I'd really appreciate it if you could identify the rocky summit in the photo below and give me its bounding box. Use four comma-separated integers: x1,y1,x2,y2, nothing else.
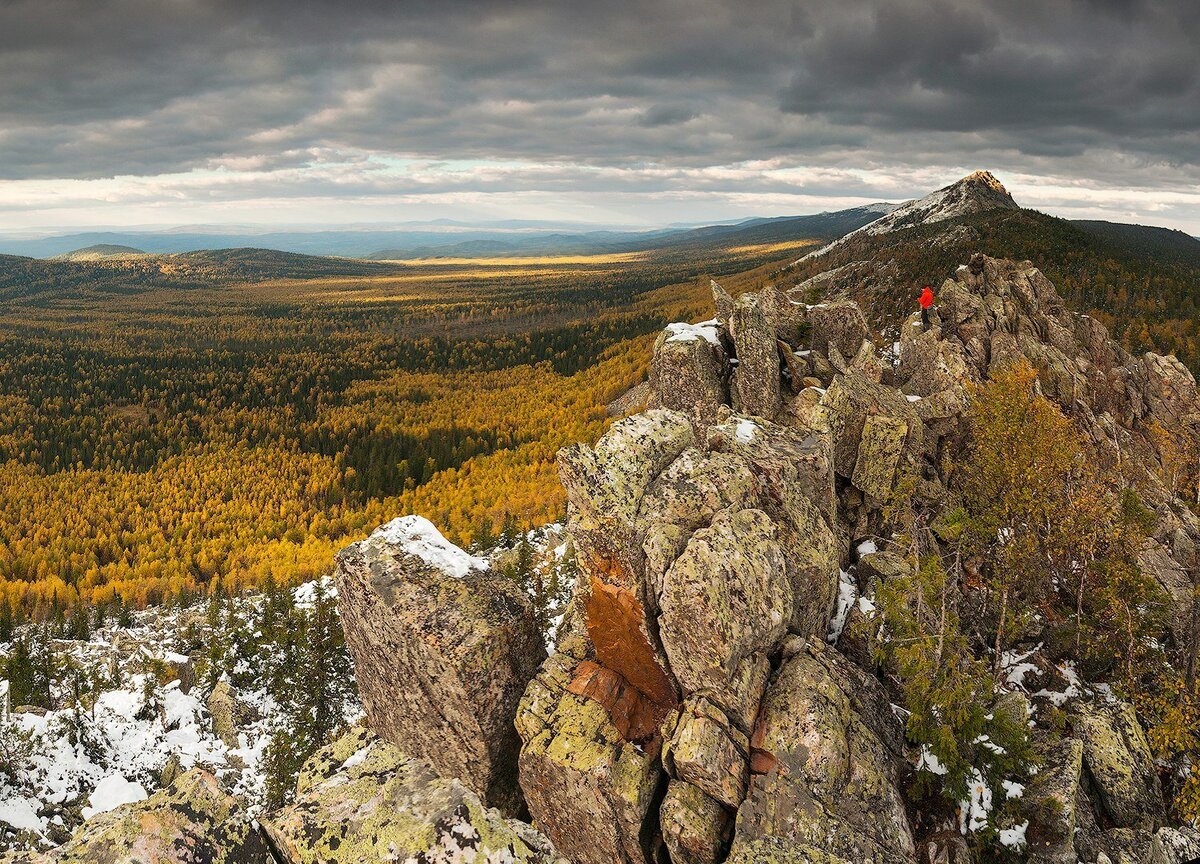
14,250,1200,864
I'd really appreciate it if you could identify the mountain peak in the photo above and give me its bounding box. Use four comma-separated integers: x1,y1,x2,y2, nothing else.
794,170,1019,265
865,170,1018,237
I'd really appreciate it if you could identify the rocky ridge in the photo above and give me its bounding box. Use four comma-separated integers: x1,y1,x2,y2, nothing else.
10,211,1200,861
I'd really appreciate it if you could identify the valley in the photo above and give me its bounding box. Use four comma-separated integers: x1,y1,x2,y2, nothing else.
0,227,831,614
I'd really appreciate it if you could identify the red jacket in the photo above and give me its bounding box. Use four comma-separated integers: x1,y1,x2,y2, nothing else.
919,287,934,309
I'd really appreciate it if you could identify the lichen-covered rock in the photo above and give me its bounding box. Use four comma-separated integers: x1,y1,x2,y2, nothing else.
1149,827,1200,864
515,653,662,864
659,781,731,864
852,412,909,501
821,370,921,482
1072,701,1163,828
706,413,837,529
11,770,271,864
1137,538,1196,646
262,729,564,864
711,279,734,328
205,679,244,749
735,641,914,864
1138,351,1200,431
650,324,729,432
725,836,853,864
807,300,871,364
658,508,792,712
559,409,695,586
1024,737,1084,863
730,293,782,420
662,698,749,809
636,447,758,610
857,550,911,586
334,515,545,814
758,284,808,347
704,415,841,636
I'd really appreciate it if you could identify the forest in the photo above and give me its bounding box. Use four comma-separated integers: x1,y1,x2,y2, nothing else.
0,238,816,616
3,204,1199,620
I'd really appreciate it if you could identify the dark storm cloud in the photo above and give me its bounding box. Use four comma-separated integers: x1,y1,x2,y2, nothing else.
0,0,1196,213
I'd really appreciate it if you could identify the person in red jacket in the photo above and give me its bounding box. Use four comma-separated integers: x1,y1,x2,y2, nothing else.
919,285,934,330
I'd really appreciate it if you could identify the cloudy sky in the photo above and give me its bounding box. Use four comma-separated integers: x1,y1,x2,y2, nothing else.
1,0,1197,233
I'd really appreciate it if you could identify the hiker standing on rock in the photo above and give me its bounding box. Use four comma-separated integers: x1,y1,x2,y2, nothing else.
919,285,934,330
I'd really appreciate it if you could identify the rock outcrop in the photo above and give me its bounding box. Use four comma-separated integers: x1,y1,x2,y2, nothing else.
303,247,1200,864
510,251,1200,863
334,514,545,814
261,727,565,864
0,770,271,864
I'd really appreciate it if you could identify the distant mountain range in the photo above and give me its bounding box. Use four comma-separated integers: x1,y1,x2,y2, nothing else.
0,207,898,261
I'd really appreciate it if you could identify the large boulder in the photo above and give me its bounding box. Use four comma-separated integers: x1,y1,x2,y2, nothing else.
1138,538,1196,647
1024,737,1084,863
515,652,663,864
3,770,271,864
732,640,915,864
1072,701,1163,828
807,300,871,363
703,416,842,637
559,408,695,589
334,514,545,814
1149,827,1200,864
821,369,921,485
730,293,783,420
650,323,730,432
706,414,837,528
659,780,731,864
635,447,758,613
205,679,244,749
262,728,564,864
658,508,791,714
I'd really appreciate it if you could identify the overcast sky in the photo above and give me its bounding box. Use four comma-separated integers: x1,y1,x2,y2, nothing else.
1,0,1197,233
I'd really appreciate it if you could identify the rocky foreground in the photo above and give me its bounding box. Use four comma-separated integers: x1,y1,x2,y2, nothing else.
9,253,1200,863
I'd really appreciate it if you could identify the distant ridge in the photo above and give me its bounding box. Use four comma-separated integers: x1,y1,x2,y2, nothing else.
53,244,146,261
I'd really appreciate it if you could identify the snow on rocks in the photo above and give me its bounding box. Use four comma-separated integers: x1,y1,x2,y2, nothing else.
335,514,545,815
665,320,721,346
827,568,857,643
81,774,147,819
367,515,488,578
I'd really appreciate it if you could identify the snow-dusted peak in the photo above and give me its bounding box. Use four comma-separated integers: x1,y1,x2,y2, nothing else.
370,515,487,578
795,171,1018,264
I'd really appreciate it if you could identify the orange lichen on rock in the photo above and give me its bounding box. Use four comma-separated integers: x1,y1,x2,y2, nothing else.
566,660,670,744
584,573,678,710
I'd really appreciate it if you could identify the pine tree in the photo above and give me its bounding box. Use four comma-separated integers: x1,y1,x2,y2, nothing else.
262,579,355,809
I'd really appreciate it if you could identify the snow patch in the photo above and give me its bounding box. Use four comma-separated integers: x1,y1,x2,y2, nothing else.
665,320,721,346
372,515,487,578
959,768,993,833
81,774,147,819
735,419,757,444
827,569,857,644
998,821,1028,849
917,746,948,776
0,797,44,834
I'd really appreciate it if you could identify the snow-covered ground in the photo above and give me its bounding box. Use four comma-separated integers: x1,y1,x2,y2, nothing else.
0,581,361,851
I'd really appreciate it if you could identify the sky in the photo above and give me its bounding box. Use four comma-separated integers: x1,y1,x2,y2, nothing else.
1,0,1198,234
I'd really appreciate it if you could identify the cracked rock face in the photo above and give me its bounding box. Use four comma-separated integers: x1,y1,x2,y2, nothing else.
334,516,545,815
734,641,915,864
